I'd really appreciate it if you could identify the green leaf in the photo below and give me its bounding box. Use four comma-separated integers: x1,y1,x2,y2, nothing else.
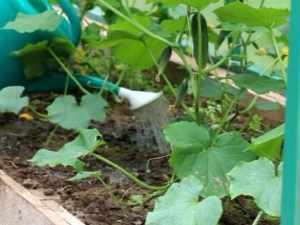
228,158,282,217
164,121,256,198
47,94,108,130
0,86,28,114
160,16,187,33
254,101,281,111
146,0,219,10
219,21,269,32
11,41,49,79
227,74,286,94
146,176,222,225
91,15,168,70
68,171,101,181
49,37,75,58
248,124,284,161
199,75,222,98
1,10,62,33
90,30,143,49
214,1,289,29
28,129,104,172
11,37,75,79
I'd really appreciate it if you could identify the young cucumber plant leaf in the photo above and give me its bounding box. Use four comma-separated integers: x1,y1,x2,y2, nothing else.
228,158,282,217
0,86,28,114
1,10,62,33
47,94,108,130
11,41,49,79
146,175,222,225
91,15,170,70
28,129,104,172
146,0,219,10
163,121,256,198
248,124,284,161
68,171,101,181
214,1,289,29
11,37,75,79
219,22,269,32
227,74,286,94
254,101,281,111
198,74,222,98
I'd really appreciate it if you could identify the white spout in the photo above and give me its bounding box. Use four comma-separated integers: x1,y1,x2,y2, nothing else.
118,87,163,110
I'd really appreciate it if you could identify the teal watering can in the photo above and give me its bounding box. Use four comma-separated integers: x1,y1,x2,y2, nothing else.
0,0,163,110
0,0,85,92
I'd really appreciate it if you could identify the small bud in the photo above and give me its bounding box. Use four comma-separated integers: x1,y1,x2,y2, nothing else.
258,47,267,54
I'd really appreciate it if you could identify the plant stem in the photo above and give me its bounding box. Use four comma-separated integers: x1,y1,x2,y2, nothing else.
47,48,91,95
45,124,59,147
239,94,258,114
259,58,279,76
209,90,242,147
202,32,241,74
97,177,140,206
96,0,177,48
252,211,264,225
143,42,196,120
194,11,203,125
91,152,170,191
269,28,287,82
27,104,47,119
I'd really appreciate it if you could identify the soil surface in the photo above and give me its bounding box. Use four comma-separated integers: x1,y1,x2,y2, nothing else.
0,91,279,225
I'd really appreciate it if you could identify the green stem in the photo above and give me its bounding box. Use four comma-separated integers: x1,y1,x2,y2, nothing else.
64,75,69,95
259,0,265,8
239,94,258,114
202,32,241,74
45,124,59,147
209,90,242,147
91,153,170,191
259,58,279,76
28,104,47,119
194,11,203,125
47,48,91,95
252,211,264,225
143,42,196,120
269,28,287,82
97,177,139,206
96,0,177,48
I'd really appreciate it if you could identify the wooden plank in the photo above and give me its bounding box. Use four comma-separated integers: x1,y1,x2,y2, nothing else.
0,170,84,225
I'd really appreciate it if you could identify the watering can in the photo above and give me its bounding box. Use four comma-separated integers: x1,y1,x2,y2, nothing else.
0,0,82,91
0,0,162,110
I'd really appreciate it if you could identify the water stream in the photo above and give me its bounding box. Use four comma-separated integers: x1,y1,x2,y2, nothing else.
133,96,173,154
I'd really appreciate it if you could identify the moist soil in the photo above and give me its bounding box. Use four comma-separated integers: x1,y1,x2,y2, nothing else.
0,91,279,225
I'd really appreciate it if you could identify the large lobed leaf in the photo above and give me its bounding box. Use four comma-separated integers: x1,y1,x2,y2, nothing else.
47,94,108,130
228,158,282,217
146,175,222,225
91,15,173,70
28,129,104,172
0,86,28,114
248,124,284,161
227,74,286,94
146,0,219,10
1,10,62,33
214,1,289,29
164,121,256,198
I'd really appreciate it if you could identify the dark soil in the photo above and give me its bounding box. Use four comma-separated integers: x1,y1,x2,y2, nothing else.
0,91,279,225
